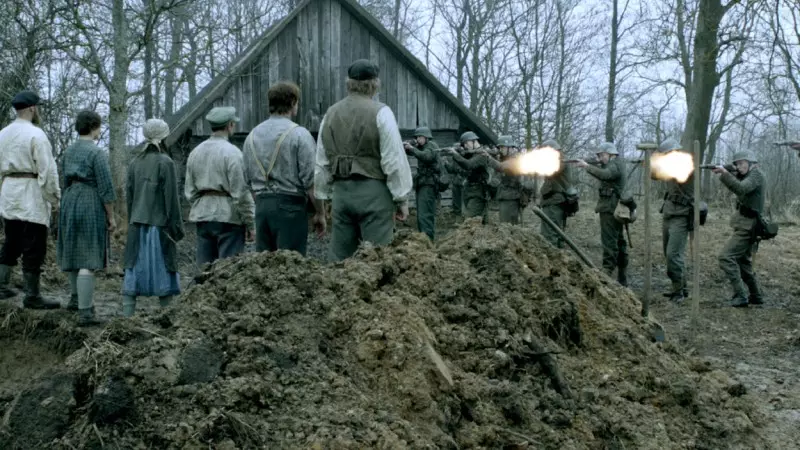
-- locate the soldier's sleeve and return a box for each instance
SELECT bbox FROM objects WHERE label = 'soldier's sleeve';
[585,160,620,181]
[720,170,762,196]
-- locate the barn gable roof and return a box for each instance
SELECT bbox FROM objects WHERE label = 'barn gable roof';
[159,0,497,148]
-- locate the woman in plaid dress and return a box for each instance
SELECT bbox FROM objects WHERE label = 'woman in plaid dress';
[57,111,116,326]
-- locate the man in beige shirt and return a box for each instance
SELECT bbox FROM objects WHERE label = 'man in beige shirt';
[0,91,61,309]
[185,106,255,265]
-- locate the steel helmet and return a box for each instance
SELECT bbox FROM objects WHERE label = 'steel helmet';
[596,142,618,155]
[541,139,562,151]
[460,131,479,143]
[497,135,514,147]
[658,138,682,153]
[413,127,433,139]
[732,152,756,163]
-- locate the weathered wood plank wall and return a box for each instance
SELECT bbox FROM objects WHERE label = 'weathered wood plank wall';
[189,0,464,137]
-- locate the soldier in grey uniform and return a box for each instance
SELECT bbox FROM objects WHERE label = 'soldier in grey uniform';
[486,135,524,224]
[446,131,491,221]
[443,141,466,217]
[539,139,575,248]
[710,152,766,307]
[657,138,694,303]
[574,142,629,285]
[404,127,440,240]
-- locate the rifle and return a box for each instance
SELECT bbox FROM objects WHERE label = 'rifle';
[564,159,601,165]
[701,164,735,171]
[773,141,800,147]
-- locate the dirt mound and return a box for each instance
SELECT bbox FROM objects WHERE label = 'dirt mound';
[22,221,768,448]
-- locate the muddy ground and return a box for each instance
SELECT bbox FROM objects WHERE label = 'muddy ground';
[0,200,799,448]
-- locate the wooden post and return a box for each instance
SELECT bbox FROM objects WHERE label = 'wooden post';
[690,140,701,338]
[636,143,657,318]
[531,206,596,269]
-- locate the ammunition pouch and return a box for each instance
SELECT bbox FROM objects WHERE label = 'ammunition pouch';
[598,187,615,197]
[666,193,692,206]
[737,204,758,218]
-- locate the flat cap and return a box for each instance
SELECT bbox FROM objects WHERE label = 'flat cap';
[205,106,240,126]
[11,90,41,110]
[348,59,379,81]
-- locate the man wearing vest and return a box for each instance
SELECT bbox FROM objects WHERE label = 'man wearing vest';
[185,107,255,265]
[539,139,575,248]
[0,91,61,308]
[446,131,491,222]
[574,142,628,285]
[657,138,694,303]
[244,82,324,256]
[711,152,766,307]
[316,59,413,261]
[404,127,440,240]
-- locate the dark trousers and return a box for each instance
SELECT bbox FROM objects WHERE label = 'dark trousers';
[196,221,246,265]
[255,193,309,256]
[662,215,690,292]
[599,212,628,275]
[0,219,48,274]
[541,204,567,248]
[416,185,437,240]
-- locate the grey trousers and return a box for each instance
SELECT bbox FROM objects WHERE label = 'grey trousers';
[330,178,394,262]
[541,204,567,248]
[718,228,759,298]
[662,215,690,293]
[196,221,246,265]
[255,193,309,256]
[416,184,437,240]
[498,199,520,224]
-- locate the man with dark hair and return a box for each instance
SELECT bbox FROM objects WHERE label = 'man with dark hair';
[185,106,255,265]
[316,59,413,261]
[0,90,61,308]
[244,82,323,255]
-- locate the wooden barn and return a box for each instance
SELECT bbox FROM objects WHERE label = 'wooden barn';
[159,0,497,204]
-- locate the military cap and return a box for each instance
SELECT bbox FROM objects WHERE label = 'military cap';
[413,127,433,139]
[497,135,514,147]
[732,152,756,163]
[541,138,562,150]
[11,90,41,110]
[658,138,682,152]
[596,142,618,155]
[348,59,379,81]
[460,131,479,143]
[205,106,240,126]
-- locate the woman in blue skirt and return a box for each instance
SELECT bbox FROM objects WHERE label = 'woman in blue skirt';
[121,119,184,316]
[57,111,116,326]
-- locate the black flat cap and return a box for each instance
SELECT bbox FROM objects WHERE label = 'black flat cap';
[348,59,379,81]
[11,91,41,110]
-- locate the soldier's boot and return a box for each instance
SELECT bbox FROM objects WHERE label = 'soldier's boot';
[663,281,686,303]
[77,272,104,326]
[122,295,137,317]
[0,264,17,299]
[742,274,764,305]
[66,271,79,311]
[616,253,629,287]
[22,272,60,310]
[730,294,749,308]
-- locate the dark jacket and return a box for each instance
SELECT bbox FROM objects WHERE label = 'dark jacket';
[123,145,184,271]
[540,164,574,207]
[661,174,695,217]
[720,167,765,231]
[408,140,440,188]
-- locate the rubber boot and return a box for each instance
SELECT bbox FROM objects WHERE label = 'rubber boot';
[22,272,60,309]
[77,272,104,326]
[67,271,79,311]
[730,294,749,308]
[122,295,136,317]
[0,264,16,299]
[159,295,173,308]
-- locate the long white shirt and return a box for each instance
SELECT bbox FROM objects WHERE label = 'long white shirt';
[185,136,255,229]
[314,106,413,202]
[0,119,60,227]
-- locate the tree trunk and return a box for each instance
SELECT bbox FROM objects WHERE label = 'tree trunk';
[164,13,183,116]
[681,0,725,158]
[604,0,618,143]
[392,0,402,37]
[109,0,131,212]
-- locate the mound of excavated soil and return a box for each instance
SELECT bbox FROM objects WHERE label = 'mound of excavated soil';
[8,221,769,449]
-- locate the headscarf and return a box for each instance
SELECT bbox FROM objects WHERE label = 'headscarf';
[143,119,170,147]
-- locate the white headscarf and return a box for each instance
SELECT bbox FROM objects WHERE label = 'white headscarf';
[142,119,170,147]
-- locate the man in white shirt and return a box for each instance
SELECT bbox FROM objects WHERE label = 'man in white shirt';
[0,91,61,309]
[185,106,255,265]
[315,59,413,261]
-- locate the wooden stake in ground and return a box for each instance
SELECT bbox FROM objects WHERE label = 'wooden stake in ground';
[690,140,701,339]
[636,142,657,318]
[531,206,596,269]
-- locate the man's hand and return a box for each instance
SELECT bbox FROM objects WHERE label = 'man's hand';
[312,213,327,237]
[574,159,589,169]
[107,215,117,232]
[246,228,255,242]
[404,142,414,152]
[395,202,409,221]
[711,165,728,175]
